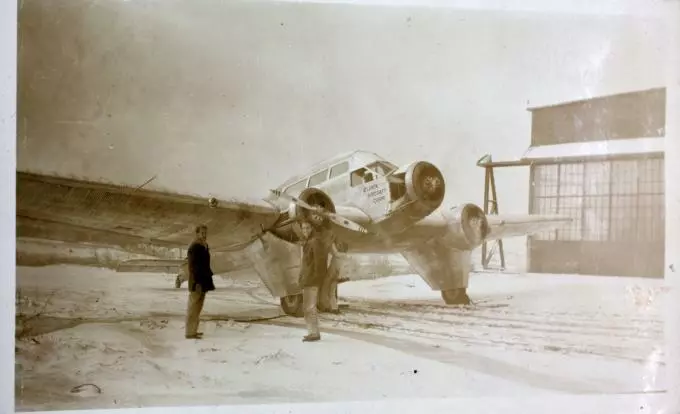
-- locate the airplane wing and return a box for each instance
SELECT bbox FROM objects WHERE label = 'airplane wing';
[16,171,282,259]
[484,214,573,241]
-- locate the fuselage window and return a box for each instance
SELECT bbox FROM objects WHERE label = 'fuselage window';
[329,161,349,179]
[308,169,328,187]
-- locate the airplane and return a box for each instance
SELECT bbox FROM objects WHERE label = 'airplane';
[16,150,572,317]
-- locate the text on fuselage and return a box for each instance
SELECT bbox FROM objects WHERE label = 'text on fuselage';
[363,183,387,204]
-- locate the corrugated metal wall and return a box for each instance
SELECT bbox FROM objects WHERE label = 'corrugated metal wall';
[528,156,664,277]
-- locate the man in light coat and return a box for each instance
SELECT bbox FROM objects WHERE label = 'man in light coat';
[298,219,331,342]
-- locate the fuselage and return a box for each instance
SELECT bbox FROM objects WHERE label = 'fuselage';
[262,150,449,252]
[266,150,398,213]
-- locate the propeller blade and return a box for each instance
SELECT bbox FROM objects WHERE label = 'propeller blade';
[270,190,318,211]
[325,211,369,233]
[270,189,369,233]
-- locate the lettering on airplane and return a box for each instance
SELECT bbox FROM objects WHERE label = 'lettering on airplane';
[363,183,387,204]
[362,183,380,193]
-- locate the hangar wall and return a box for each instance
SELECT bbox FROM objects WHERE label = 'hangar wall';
[527,88,666,278]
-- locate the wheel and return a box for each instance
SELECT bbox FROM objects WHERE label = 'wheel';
[441,288,471,305]
[280,294,304,317]
[317,281,340,313]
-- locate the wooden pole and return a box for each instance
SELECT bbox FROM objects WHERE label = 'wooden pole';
[482,166,490,268]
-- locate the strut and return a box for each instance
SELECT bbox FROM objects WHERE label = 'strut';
[475,154,534,270]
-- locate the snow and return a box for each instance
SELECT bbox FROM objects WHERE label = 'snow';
[15,264,668,411]
[22,394,670,414]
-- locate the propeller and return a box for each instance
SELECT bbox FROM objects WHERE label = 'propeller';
[269,189,369,234]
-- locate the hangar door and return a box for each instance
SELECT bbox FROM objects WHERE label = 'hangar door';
[528,157,664,277]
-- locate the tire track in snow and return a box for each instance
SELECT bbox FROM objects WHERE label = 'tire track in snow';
[333,301,661,365]
[246,289,661,365]
[259,319,615,395]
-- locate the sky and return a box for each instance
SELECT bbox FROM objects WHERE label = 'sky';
[16,0,668,218]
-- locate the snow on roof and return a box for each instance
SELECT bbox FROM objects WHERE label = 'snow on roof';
[521,137,664,161]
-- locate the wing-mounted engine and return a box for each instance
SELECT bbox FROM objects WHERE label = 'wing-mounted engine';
[399,203,490,305]
[404,161,447,210]
[376,161,446,233]
[286,187,336,231]
[270,187,371,243]
[439,203,490,250]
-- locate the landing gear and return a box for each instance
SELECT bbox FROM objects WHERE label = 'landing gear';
[280,294,304,317]
[279,284,340,318]
[441,288,471,305]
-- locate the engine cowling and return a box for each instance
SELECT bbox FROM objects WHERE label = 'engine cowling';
[440,203,490,250]
[372,161,447,235]
[404,161,446,211]
[287,187,336,229]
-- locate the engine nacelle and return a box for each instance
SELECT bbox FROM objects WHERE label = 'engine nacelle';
[286,187,336,237]
[404,161,446,211]
[380,161,446,233]
[440,203,490,250]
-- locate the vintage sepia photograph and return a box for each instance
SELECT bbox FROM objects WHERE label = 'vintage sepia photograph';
[9,0,679,412]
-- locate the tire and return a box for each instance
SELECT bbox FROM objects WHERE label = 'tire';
[441,288,471,305]
[280,294,304,317]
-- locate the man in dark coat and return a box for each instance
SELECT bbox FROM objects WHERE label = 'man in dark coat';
[185,224,215,339]
[299,220,330,342]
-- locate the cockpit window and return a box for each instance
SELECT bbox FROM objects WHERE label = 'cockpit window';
[350,168,374,187]
[366,161,397,176]
[284,178,308,195]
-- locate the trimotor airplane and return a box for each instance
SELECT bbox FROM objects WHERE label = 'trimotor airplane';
[16,150,572,317]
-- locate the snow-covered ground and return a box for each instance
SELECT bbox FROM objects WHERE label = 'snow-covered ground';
[14,264,668,411]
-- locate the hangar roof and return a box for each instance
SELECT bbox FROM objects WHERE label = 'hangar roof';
[521,137,664,161]
[477,137,664,168]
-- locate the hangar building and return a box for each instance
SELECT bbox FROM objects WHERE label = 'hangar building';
[481,87,666,278]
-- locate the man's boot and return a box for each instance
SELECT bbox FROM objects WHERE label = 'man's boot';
[303,334,320,342]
